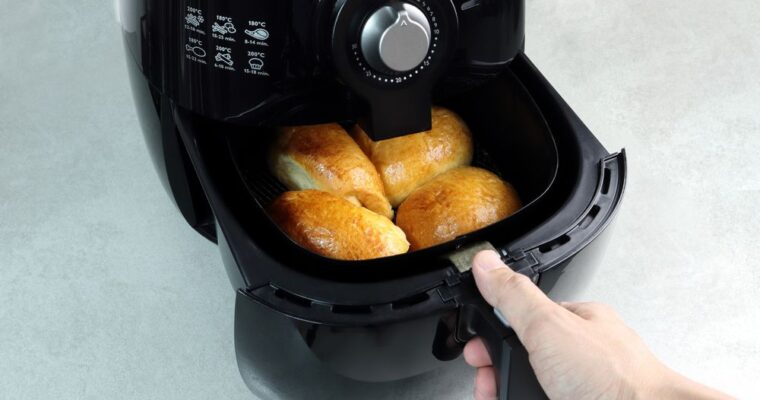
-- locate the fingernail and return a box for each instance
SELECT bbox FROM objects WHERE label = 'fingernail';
[474,251,507,272]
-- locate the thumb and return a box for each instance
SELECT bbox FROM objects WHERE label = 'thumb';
[472,250,558,338]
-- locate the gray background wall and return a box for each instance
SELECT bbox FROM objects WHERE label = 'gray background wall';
[0,0,758,398]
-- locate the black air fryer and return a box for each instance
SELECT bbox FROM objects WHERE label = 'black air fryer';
[119,0,626,398]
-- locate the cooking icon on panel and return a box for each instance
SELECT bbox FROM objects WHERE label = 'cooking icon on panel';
[185,44,206,58]
[248,57,264,70]
[185,13,203,27]
[245,28,269,41]
[215,52,234,66]
[212,21,236,35]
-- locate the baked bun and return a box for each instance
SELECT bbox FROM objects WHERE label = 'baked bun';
[270,123,393,219]
[396,167,521,251]
[268,190,410,260]
[352,107,474,207]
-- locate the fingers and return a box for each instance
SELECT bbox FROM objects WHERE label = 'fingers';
[464,337,492,368]
[472,250,559,338]
[474,367,497,400]
[465,338,496,399]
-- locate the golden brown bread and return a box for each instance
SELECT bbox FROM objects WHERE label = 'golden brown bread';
[351,107,474,207]
[396,167,522,251]
[268,190,410,260]
[270,123,394,219]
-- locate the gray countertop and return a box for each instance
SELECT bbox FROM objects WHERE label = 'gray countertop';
[1,1,758,399]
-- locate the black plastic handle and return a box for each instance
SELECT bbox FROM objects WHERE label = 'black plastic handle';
[460,301,548,400]
[482,316,547,399]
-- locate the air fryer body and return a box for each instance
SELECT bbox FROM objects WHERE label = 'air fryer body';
[225,56,625,391]
[121,0,626,397]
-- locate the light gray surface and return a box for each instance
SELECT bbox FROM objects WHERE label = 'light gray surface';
[0,0,758,399]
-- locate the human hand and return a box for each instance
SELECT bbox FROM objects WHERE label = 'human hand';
[464,250,732,400]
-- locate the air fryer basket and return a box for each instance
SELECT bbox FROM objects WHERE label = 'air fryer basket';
[171,53,627,303]
[194,67,560,282]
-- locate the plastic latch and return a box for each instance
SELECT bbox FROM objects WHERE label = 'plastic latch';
[438,244,541,306]
[504,250,539,275]
[447,241,499,273]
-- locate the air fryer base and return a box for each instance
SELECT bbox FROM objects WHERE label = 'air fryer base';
[234,296,474,399]
[232,233,612,397]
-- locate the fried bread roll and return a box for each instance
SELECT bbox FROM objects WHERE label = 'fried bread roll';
[270,123,393,219]
[396,167,521,251]
[269,190,410,260]
[351,107,474,207]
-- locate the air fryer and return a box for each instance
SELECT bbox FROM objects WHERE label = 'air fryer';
[119,0,627,399]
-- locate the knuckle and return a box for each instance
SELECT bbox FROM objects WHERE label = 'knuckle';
[521,304,558,335]
[582,302,620,320]
[590,302,617,315]
[492,272,531,308]
[503,271,532,292]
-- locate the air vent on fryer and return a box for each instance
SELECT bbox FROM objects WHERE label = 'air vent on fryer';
[247,285,443,322]
[331,304,373,314]
[538,235,570,253]
[601,167,612,195]
[391,292,430,310]
[578,205,601,230]
[525,151,626,274]
[273,288,313,308]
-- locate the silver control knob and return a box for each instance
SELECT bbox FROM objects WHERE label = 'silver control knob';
[360,3,431,73]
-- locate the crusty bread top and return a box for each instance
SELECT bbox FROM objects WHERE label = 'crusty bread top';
[268,190,410,260]
[270,123,393,219]
[396,167,521,251]
[352,107,474,207]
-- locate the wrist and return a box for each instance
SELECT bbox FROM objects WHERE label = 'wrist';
[641,368,733,400]
[627,362,673,400]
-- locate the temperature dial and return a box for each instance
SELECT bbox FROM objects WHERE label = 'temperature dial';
[360,3,431,73]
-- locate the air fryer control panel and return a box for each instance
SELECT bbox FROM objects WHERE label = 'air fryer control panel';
[181,5,279,79]
[119,0,525,132]
[171,1,291,120]
[121,0,325,126]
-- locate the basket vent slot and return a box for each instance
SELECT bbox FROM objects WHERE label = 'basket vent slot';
[332,304,373,314]
[538,235,570,253]
[578,205,601,230]
[391,292,430,310]
[274,288,312,308]
[601,167,612,195]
